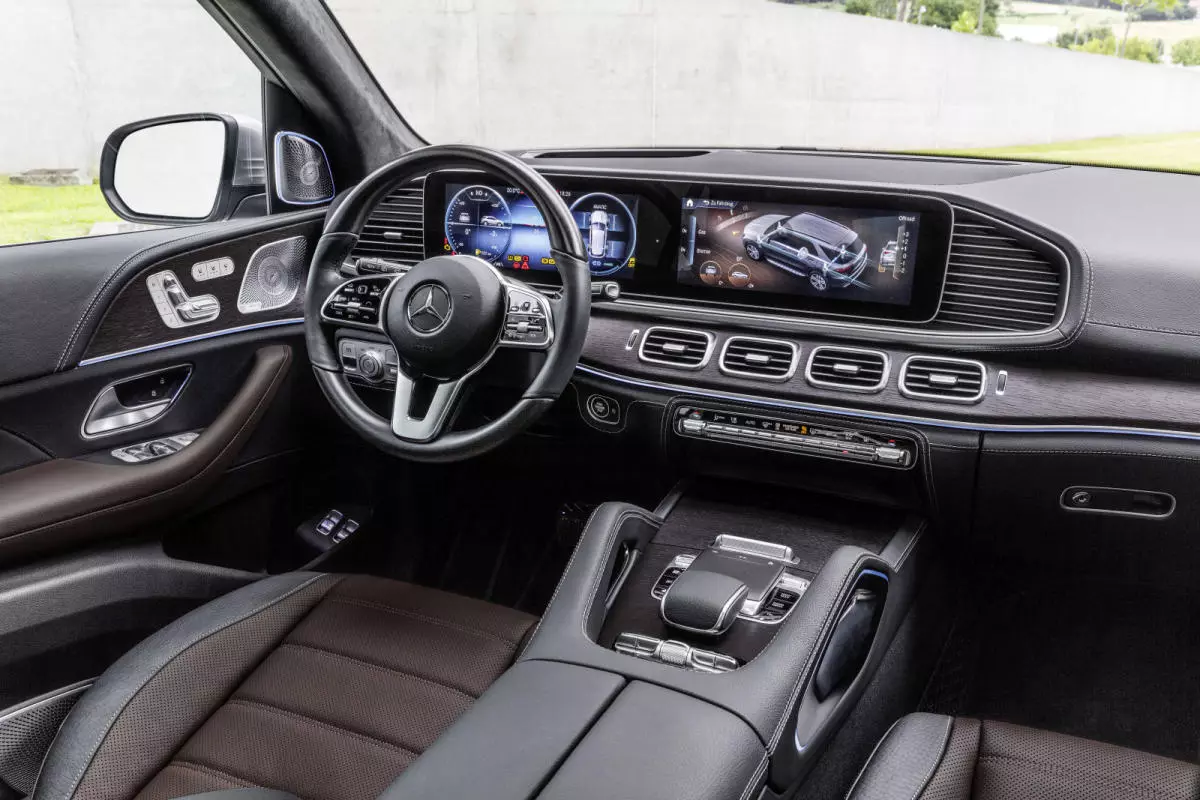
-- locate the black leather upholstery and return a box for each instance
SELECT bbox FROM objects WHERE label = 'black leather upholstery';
[848,713,1200,800]
[33,573,536,800]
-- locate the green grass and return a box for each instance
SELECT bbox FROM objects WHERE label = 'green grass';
[920,131,1200,174]
[0,178,120,246]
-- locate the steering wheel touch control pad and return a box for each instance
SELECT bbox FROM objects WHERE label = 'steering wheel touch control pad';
[501,285,553,348]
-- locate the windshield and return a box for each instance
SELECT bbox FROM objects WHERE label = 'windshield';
[326,0,1200,174]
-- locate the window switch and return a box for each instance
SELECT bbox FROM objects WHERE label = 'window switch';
[316,509,344,536]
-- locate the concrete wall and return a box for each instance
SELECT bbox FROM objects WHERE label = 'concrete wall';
[4,0,1200,175]
[333,0,1200,151]
[0,0,259,175]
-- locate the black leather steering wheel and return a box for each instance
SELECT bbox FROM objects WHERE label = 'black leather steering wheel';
[304,145,590,462]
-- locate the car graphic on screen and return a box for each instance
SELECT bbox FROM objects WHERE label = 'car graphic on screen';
[742,212,869,291]
[880,240,898,270]
[588,210,610,259]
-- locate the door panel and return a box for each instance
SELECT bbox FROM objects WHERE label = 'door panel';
[0,212,327,566]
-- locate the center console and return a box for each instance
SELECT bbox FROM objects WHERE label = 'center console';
[380,486,928,800]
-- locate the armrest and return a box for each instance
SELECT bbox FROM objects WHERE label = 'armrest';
[376,661,624,800]
[0,345,292,562]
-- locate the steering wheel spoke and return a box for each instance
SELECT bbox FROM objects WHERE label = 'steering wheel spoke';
[320,274,403,332]
[390,367,472,442]
[497,278,554,351]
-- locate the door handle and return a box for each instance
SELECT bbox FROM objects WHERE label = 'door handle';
[81,365,192,438]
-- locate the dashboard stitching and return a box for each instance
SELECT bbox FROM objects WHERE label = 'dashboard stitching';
[767,552,874,750]
[1088,320,1200,337]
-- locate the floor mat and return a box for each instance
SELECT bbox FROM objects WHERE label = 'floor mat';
[922,576,1200,762]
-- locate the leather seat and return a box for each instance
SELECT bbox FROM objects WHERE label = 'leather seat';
[32,573,536,800]
[847,713,1200,800]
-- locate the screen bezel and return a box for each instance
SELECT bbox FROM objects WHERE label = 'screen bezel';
[421,172,954,325]
[667,185,953,323]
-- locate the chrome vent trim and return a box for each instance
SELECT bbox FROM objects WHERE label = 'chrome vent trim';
[638,326,715,370]
[350,181,425,265]
[805,346,889,393]
[718,336,799,382]
[930,209,1064,333]
[899,356,987,403]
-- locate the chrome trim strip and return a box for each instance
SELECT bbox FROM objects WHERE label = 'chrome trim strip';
[574,363,1200,442]
[804,346,890,394]
[898,355,988,404]
[718,336,800,382]
[1059,485,1176,520]
[638,326,716,370]
[78,319,304,367]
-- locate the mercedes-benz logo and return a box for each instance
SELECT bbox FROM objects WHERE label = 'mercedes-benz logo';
[406,283,453,334]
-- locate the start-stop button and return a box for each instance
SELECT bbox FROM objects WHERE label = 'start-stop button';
[586,394,621,425]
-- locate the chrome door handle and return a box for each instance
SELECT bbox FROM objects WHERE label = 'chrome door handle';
[81,365,192,438]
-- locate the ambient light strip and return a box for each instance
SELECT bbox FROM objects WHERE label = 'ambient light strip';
[77,318,305,366]
[574,364,1200,443]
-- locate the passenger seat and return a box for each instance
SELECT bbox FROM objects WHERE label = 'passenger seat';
[847,713,1199,800]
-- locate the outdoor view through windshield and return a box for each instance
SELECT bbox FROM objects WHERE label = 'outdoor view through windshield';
[4,0,1200,246]
[326,0,1200,173]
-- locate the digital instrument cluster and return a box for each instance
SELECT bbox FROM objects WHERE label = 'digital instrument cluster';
[440,182,640,278]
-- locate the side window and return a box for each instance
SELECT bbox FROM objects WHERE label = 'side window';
[0,0,261,247]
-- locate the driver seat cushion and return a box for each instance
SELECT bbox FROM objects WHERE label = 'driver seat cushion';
[33,573,537,800]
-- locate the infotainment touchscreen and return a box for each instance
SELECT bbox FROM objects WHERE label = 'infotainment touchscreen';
[678,198,922,307]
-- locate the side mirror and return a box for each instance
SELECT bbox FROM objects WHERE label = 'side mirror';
[100,113,266,225]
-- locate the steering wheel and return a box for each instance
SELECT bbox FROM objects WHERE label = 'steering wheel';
[304,145,590,463]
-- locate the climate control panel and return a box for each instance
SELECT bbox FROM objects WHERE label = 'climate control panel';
[674,406,916,468]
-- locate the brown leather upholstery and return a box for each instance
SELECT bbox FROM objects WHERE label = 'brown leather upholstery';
[848,713,1200,800]
[34,573,536,800]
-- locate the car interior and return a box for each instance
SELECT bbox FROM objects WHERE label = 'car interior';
[1,2,1198,800]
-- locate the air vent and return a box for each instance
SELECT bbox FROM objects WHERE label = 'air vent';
[718,337,799,381]
[805,347,889,393]
[900,356,986,403]
[930,209,1064,333]
[638,327,715,370]
[350,182,425,265]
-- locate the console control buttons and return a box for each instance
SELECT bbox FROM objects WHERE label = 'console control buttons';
[340,339,400,385]
[501,287,552,347]
[651,555,695,599]
[585,394,621,425]
[614,633,739,674]
[322,276,394,327]
[111,431,200,464]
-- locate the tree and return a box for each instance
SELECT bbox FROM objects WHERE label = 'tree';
[1056,25,1114,49]
[1071,30,1163,62]
[1173,37,1200,65]
[1116,0,1177,57]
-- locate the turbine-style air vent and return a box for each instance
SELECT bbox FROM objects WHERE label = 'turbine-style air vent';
[805,347,889,393]
[638,327,715,370]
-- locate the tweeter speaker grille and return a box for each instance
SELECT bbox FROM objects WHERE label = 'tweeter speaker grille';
[238,236,307,314]
[274,131,334,205]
